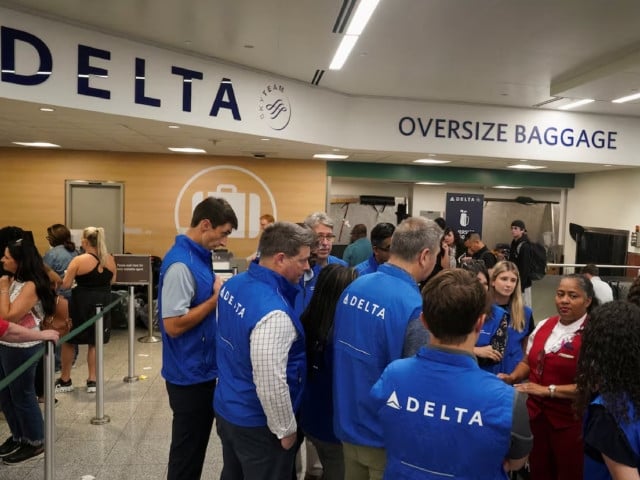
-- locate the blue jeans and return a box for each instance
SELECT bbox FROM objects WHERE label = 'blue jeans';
[0,343,44,445]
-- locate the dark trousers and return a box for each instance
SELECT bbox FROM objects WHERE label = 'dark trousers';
[165,379,216,480]
[216,414,300,480]
[529,414,583,480]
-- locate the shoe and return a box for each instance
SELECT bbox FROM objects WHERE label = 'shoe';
[54,378,73,393]
[86,380,96,393]
[0,437,20,458]
[3,443,44,465]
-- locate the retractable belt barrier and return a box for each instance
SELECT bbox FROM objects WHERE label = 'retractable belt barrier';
[0,295,125,393]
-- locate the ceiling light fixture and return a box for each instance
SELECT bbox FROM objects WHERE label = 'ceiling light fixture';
[413,159,451,164]
[329,0,381,70]
[507,164,546,170]
[559,99,594,110]
[415,182,445,185]
[168,125,180,129]
[493,185,523,189]
[168,147,206,153]
[12,142,60,148]
[612,92,640,104]
[313,153,349,160]
[39,107,54,112]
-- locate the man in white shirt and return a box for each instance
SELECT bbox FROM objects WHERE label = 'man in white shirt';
[581,264,614,304]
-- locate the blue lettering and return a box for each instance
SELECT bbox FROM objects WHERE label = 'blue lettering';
[575,129,590,147]
[560,128,574,146]
[1,27,52,86]
[399,116,415,136]
[608,131,617,149]
[527,126,542,144]
[591,130,605,148]
[435,118,446,138]
[135,58,161,107]
[544,127,558,145]
[171,66,203,112]
[496,123,508,142]
[210,78,241,120]
[481,122,495,141]
[461,120,473,140]
[77,44,110,99]
[448,119,460,139]
[418,117,433,137]
[514,124,526,143]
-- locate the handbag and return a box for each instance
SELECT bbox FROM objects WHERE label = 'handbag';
[41,295,71,337]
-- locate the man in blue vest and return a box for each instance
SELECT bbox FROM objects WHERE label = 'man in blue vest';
[333,216,441,479]
[295,212,347,315]
[371,269,532,479]
[215,222,316,480]
[355,222,395,275]
[158,196,238,480]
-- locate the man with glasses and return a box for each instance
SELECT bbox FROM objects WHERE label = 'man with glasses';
[295,212,347,316]
[214,222,316,479]
[158,197,238,480]
[355,222,395,275]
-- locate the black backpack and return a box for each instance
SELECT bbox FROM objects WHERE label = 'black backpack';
[517,241,547,281]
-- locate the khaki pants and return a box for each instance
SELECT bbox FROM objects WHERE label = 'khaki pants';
[342,442,386,480]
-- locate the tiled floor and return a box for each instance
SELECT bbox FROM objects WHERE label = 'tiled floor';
[0,326,224,479]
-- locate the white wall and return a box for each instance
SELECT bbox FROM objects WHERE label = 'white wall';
[565,168,640,263]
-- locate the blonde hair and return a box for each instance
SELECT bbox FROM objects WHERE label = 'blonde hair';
[490,261,526,332]
[83,226,109,266]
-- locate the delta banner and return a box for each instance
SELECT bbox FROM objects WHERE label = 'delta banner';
[445,193,484,240]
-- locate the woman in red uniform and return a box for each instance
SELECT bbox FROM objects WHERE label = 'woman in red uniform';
[504,273,597,480]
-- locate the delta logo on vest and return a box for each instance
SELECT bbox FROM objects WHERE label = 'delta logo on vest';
[341,293,386,319]
[385,390,484,426]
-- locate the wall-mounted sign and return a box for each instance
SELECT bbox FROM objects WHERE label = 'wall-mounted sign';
[113,254,151,285]
[445,193,484,240]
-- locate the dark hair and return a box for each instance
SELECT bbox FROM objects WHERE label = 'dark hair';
[190,197,238,230]
[371,222,395,247]
[628,277,640,307]
[433,217,446,230]
[581,264,599,276]
[461,260,489,285]
[301,264,358,376]
[561,274,599,313]
[5,238,55,315]
[46,224,76,252]
[259,222,316,258]
[576,301,640,422]
[351,224,367,237]
[422,269,488,344]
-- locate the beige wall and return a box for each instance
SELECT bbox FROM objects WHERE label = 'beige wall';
[0,148,326,258]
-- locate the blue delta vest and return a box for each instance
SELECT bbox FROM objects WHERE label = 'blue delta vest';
[355,254,379,276]
[294,255,347,317]
[477,303,533,375]
[371,347,514,479]
[333,263,422,447]
[158,235,217,385]
[215,262,306,427]
[584,395,640,480]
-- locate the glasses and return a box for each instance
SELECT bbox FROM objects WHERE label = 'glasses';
[316,234,336,241]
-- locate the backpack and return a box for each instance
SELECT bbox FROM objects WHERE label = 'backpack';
[518,241,547,281]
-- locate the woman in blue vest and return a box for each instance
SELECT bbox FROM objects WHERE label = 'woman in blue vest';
[474,261,533,376]
[301,264,358,480]
[577,300,640,479]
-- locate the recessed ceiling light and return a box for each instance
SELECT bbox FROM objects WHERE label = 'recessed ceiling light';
[413,159,451,164]
[604,164,613,167]
[168,125,180,129]
[12,141,60,148]
[168,147,206,153]
[313,153,349,160]
[260,138,270,141]
[493,185,523,189]
[559,99,594,110]
[612,92,640,104]
[507,164,546,170]
[415,182,445,186]
[39,107,54,112]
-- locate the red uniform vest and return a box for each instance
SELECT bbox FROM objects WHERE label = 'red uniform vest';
[527,315,585,428]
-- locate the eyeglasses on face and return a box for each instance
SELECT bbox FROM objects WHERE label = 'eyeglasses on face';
[316,234,336,241]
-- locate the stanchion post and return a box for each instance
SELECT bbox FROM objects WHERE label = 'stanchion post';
[44,340,55,480]
[123,286,139,383]
[91,304,110,425]
[138,259,160,344]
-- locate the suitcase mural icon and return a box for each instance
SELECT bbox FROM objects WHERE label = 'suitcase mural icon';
[191,184,261,239]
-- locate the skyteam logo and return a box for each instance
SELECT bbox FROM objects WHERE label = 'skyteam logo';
[258,82,291,131]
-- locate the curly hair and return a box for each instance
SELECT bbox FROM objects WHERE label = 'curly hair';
[628,276,640,307]
[575,300,640,423]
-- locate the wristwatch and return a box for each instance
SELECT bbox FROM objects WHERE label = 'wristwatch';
[548,384,557,398]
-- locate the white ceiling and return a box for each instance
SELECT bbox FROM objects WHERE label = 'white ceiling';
[2,0,640,175]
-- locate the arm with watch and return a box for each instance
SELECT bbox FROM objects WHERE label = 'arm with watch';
[514,380,578,400]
